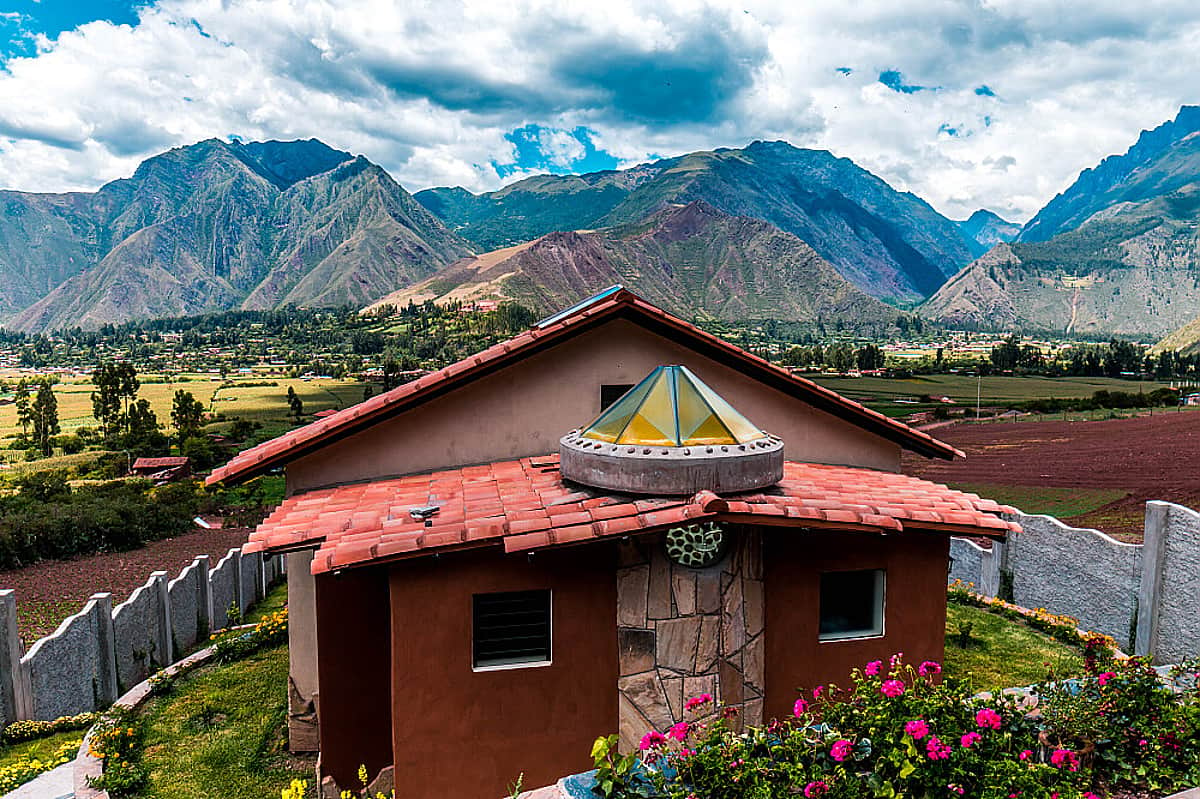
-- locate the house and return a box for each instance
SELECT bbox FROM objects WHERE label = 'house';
[130,456,191,482]
[312,408,339,420]
[208,288,1018,799]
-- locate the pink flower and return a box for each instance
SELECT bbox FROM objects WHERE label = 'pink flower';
[677,748,694,759]
[639,731,666,751]
[881,679,905,698]
[793,698,809,717]
[728,757,744,770]
[926,736,952,760]
[1050,749,1079,771]
[1139,739,1149,747]
[804,781,828,798]
[684,693,713,712]
[812,686,824,699]
[830,739,853,762]
[919,660,942,676]
[975,707,1002,730]
[960,732,982,748]
[904,719,930,740]
[865,660,882,676]
[1019,749,1033,760]
[890,651,905,668]
[666,722,689,742]
[1083,793,1101,799]
[1097,671,1116,686]
[948,786,965,796]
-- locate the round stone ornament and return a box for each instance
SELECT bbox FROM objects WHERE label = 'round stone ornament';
[664,522,727,569]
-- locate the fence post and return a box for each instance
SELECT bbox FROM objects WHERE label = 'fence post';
[233,549,245,619]
[195,555,213,640]
[0,590,24,726]
[92,593,118,708]
[1134,502,1168,658]
[150,573,172,671]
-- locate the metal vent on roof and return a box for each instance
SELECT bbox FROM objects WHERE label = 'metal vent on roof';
[534,285,623,329]
[472,590,551,669]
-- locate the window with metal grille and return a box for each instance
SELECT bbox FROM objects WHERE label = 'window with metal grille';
[600,384,635,412]
[818,569,885,641]
[472,589,552,669]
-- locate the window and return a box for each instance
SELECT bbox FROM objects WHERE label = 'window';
[472,589,552,669]
[818,569,885,641]
[600,384,635,412]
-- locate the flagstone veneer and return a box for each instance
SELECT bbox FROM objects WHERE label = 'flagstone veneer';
[616,528,765,749]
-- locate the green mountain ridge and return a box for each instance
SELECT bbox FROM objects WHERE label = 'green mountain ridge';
[368,201,899,332]
[1,139,472,332]
[416,141,977,304]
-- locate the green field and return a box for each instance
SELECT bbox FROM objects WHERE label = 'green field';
[943,603,1083,690]
[945,483,1128,520]
[808,374,1178,418]
[0,373,364,445]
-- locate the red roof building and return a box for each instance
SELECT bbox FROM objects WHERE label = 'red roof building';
[209,288,1014,799]
[130,456,191,482]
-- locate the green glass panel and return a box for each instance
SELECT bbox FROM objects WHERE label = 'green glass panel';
[674,367,736,444]
[620,370,678,445]
[678,366,765,443]
[580,367,660,442]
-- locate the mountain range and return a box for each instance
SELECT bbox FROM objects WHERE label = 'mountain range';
[923,106,1200,338]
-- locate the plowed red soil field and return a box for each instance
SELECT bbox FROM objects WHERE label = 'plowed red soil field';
[904,411,1200,540]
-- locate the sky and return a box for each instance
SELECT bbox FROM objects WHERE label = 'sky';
[0,1,1198,222]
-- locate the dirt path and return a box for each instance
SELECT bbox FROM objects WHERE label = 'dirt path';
[0,526,253,647]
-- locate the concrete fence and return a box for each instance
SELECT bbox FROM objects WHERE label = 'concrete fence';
[951,500,1200,662]
[0,547,283,727]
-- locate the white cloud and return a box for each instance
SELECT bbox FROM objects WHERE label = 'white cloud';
[0,0,1198,221]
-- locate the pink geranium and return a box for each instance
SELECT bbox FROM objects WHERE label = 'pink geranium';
[804,781,828,798]
[666,721,689,742]
[926,736,952,760]
[793,698,809,717]
[1097,671,1116,686]
[918,660,942,676]
[881,679,905,698]
[960,732,982,748]
[1019,749,1033,760]
[830,739,853,762]
[684,693,713,712]
[864,659,882,676]
[1050,749,1079,771]
[639,730,666,751]
[904,719,930,740]
[975,707,1002,730]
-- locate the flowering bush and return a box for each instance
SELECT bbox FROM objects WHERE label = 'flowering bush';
[213,607,288,663]
[0,738,81,793]
[86,710,146,797]
[280,765,396,799]
[947,580,1117,656]
[595,652,1200,798]
[1,711,95,744]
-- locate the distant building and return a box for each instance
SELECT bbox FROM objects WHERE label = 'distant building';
[1184,393,1200,407]
[130,456,191,483]
[312,409,339,420]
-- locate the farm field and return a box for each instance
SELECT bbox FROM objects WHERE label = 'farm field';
[0,373,363,446]
[905,411,1200,539]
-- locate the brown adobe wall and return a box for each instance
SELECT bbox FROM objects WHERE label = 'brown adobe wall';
[386,545,619,799]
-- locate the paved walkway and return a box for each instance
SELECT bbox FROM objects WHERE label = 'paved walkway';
[1,762,73,799]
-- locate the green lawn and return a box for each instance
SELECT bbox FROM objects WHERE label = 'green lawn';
[945,483,1127,519]
[943,602,1084,691]
[134,643,308,799]
[0,730,83,771]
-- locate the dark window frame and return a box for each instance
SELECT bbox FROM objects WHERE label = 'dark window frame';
[817,568,886,642]
[471,589,553,671]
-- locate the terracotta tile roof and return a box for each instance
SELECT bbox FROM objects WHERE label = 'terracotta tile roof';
[207,290,962,486]
[132,456,190,470]
[244,457,1019,575]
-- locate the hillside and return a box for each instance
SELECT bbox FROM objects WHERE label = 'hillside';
[957,210,1021,255]
[923,190,1200,336]
[0,139,472,331]
[368,201,898,331]
[416,141,976,304]
[1020,106,1200,242]
[1156,313,1200,355]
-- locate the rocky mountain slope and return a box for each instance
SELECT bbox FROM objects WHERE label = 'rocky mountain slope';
[1156,313,1200,355]
[416,141,977,304]
[957,210,1021,254]
[368,201,899,330]
[1,139,471,331]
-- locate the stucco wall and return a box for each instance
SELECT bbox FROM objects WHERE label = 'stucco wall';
[1138,502,1200,663]
[1005,514,1143,649]
[286,319,902,493]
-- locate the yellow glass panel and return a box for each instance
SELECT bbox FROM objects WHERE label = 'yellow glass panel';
[674,368,735,444]
[684,414,739,445]
[580,371,658,442]
[618,412,676,446]
[679,366,764,443]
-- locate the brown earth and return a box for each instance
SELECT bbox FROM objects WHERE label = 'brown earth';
[905,411,1200,540]
[0,525,252,647]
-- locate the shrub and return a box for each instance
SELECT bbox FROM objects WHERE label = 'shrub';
[1,711,96,744]
[212,608,288,663]
[86,710,146,797]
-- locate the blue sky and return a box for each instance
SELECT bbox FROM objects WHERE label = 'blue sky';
[0,1,1198,221]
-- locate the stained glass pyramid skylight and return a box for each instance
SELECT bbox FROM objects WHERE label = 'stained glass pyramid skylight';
[579,365,766,447]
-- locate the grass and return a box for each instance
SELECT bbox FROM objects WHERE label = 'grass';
[244,581,288,625]
[944,483,1128,519]
[0,730,83,771]
[943,602,1084,691]
[134,642,308,799]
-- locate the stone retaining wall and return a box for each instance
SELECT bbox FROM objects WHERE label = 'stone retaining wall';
[951,501,1200,661]
[0,547,282,727]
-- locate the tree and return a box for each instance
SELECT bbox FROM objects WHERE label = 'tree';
[171,390,205,439]
[31,381,60,457]
[92,362,139,439]
[13,379,31,437]
[287,386,304,422]
[826,343,855,373]
[121,398,166,456]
